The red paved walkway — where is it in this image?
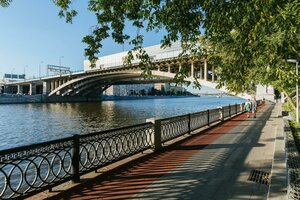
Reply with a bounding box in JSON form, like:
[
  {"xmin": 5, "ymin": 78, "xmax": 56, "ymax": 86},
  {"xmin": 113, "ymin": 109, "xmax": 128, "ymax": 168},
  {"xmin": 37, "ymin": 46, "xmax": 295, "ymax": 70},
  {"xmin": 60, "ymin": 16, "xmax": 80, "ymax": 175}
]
[{"xmin": 49, "ymin": 105, "xmax": 265, "ymax": 200}]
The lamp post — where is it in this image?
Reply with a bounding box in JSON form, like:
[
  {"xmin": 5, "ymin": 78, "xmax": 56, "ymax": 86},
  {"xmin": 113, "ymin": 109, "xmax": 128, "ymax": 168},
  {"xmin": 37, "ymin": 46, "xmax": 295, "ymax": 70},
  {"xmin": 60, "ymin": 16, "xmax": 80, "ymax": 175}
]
[
  {"xmin": 59, "ymin": 56, "xmax": 64, "ymax": 75},
  {"xmin": 39, "ymin": 61, "xmax": 44, "ymax": 78},
  {"xmin": 11, "ymin": 68, "xmax": 15, "ymax": 81},
  {"xmin": 24, "ymin": 65, "xmax": 28, "ymax": 81},
  {"xmin": 59, "ymin": 56, "xmax": 64, "ymax": 67},
  {"xmin": 287, "ymin": 59, "xmax": 299, "ymax": 123}
]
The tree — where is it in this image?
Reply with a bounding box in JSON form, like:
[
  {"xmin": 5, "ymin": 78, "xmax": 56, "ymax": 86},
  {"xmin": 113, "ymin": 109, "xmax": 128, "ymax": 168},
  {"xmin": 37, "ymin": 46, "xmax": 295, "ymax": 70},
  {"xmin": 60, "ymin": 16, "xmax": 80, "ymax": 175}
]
[{"xmin": 1, "ymin": 0, "xmax": 299, "ymax": 95}]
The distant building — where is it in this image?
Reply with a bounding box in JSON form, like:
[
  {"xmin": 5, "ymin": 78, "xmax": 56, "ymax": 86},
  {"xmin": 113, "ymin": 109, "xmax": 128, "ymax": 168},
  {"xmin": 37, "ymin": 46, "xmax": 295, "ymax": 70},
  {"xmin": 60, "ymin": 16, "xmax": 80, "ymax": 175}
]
[
  {"xmin": 104, "ymin": 84, "xmax": 155, "ymax": 96},
  {"xmin": 104, "ymin": 83, "xmax": 188, "ymax": 96},
  {"xmin": 83, "ymin": 42, "xmax": 182, "ymax": 71}
]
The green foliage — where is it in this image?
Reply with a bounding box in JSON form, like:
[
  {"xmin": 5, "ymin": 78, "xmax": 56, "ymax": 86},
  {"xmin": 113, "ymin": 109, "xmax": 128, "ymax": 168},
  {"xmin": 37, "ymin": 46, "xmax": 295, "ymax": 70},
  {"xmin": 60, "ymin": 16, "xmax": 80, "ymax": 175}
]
[
  {"xmin": 0, "ymin": 0, "xmax": 11, "ymax": 7},
  {"xmin": 290, "ymin": 120, "xmax": 300, "ymax": 152},
  {"xmin": 283, "ymin": 102, "xmax": 294, "ymax": 112},
  {"xmin": 2, "ymin": 0, "xmax": 300, "ymax": 94},
  {"xmin": 52, "ymin": 0, "xmax": 77, "ymax": 23}
]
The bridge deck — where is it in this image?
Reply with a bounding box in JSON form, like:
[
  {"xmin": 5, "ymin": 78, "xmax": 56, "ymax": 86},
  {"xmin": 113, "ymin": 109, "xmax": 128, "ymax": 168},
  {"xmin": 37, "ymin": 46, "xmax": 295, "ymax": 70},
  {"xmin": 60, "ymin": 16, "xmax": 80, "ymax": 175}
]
[{"xmin": 31, "ymin": 102, "xmax": 286, "ymax": 200}]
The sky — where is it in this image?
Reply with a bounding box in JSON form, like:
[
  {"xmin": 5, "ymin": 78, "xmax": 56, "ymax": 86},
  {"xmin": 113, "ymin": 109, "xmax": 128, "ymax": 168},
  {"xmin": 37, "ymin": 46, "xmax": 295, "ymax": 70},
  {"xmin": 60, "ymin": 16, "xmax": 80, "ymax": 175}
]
[
  {"xmin": 0, "ymin": 0, "xmax": 166, "ymax": 78},
  {"xmin": 0, "ymin": 0, "xmax": 223, "ymax": 94}
]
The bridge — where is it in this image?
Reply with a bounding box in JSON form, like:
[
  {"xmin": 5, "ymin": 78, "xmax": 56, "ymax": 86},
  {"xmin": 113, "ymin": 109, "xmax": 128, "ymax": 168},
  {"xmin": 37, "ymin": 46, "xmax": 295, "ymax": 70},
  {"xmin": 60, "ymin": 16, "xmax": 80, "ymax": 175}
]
[{"xmin": 1, "ymin": 43, "xmax": 274, "ymax": 101}]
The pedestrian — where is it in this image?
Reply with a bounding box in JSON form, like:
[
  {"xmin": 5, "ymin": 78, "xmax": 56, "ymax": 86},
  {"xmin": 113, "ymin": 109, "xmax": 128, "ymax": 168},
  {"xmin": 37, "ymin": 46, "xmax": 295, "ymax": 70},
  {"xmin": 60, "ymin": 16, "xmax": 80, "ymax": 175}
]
[
  {"xmin": 245, "ymin": 99, "xmax": 252, "ymax": 118},
  {"xmin": 251, "ymin": 97, "xmax": 257, "ymax": 118}
]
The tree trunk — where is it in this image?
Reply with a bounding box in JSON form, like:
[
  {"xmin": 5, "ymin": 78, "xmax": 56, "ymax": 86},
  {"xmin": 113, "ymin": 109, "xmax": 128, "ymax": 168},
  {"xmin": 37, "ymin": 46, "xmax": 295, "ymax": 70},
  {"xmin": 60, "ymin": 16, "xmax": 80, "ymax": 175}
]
[{"xmin": 283, "ymin": 90, "xmax": 296, "ymax": 110}]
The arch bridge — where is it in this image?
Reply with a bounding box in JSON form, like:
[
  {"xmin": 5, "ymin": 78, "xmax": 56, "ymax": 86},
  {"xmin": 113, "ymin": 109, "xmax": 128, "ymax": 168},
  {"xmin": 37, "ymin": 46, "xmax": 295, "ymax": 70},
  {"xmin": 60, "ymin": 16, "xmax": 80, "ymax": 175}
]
[{"xmin": 4, "ymin": 57, "xmax": 221, "ymax": 98}]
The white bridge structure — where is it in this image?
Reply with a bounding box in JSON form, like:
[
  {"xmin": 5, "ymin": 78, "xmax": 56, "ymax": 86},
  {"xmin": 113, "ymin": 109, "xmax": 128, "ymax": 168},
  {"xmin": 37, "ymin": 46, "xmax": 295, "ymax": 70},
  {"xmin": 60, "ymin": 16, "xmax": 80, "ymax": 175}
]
[{"xmin": 2, "ymin": 43, "xmax": 273, "ymax": 100}]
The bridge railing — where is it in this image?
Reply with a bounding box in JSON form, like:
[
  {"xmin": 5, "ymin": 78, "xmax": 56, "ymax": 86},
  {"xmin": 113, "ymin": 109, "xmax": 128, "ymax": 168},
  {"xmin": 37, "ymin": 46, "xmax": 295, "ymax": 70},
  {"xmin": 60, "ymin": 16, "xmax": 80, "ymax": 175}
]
[{"xmin": 0, "ymin": 101, "xmax": 263, "ymax": 199}]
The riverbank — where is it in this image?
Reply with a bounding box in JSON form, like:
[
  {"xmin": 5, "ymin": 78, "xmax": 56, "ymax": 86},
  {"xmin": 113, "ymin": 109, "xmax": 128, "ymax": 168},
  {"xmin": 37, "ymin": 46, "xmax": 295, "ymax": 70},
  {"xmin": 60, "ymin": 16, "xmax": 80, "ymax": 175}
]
[
  {"xmin": 101, "ymin": 95, "xmax": 198, "ymax": 101},
  {"xmin": 0, "ymin": 94, "xmax": 199, "ymax": 104}
]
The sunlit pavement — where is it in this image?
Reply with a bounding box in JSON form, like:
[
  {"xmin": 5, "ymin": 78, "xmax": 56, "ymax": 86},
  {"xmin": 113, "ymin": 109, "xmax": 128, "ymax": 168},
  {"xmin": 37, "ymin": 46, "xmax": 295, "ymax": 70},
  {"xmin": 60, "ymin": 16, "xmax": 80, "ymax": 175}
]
[{"xmin": 46, "ymin": 102, "xmax": 286, "ymax": 200}]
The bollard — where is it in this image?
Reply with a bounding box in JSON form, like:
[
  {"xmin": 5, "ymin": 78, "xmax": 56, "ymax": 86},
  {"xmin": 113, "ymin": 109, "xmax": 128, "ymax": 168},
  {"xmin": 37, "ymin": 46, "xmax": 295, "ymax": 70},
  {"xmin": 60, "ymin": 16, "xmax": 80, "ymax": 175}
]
[{"xmin": 219, "ymin": 107, "xmax": 224, "ymax": 121}]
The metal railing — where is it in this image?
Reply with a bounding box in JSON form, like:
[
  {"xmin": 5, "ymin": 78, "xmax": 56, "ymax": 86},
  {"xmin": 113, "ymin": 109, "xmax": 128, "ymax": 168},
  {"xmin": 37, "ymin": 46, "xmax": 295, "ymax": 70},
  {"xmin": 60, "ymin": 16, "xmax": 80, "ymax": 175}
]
[
  {"xmin": 0, "ymin": 101, "xmax": 262, "ymax": 199},
  {"xmin": 0, "ymin": 123, "xmax": 154, "ymax": 199},
  {"xmin": 285, "ymin": 118, "xmax": 300, "ymax": 199},
  {"xmin": 190, "ymin": 111, "xmax": 208, "ymax": 132},
  {"xmin": 160, "ymin": 114, "xmax": 190, "ymax": 143}
]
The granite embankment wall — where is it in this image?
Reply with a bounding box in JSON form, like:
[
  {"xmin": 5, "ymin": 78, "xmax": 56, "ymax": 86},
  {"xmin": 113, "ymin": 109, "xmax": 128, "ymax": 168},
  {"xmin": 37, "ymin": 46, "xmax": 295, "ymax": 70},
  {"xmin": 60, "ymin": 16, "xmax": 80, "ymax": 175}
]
[{"xmin": 0, "ymin": 95, "xmax": 197, "ymax": 104}]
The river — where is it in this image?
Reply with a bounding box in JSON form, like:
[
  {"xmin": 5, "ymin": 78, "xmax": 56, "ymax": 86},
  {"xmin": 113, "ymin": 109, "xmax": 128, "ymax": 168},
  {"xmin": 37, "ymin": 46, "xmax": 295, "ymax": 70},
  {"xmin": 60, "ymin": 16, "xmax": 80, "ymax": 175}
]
[{"xmin": 0, "ymin": 96, "xmax": 245, "ymax": 150}]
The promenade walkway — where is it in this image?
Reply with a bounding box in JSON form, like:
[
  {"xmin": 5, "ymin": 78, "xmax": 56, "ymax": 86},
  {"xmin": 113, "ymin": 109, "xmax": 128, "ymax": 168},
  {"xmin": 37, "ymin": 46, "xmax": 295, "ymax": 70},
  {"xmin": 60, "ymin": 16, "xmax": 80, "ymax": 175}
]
[{"xmin": 44, "ymin": 102, "xmax": 286, "ymax": 200}]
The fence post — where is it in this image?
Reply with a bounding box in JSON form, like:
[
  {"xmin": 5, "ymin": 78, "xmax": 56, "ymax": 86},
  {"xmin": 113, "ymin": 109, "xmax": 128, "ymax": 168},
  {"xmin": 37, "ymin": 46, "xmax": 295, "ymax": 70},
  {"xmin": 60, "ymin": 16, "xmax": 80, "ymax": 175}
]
[
  {"xmin": 219, "ymin": 107, "xmax": 224, "ymax": 121},
  {"xmin": 188, "ymin": 113, "xmax": 191, "ymax": 134},
  {"xmin": 72, "ymin": 134, "xmax": 80, "ymax": 183},
  {"xmin": 207, "ymin": 109, "xmax": 210, "ymax": 126},
  {"xmin": 147, "ymin": 118, "xmax": 162, "ymax": 152},
  {"xmin": 229, "ymin": 104, "xmax": 231, "ymax": 117},
  {"xmin": 154, "ymin": 120, "xmax": 162, "ymax": 151}
]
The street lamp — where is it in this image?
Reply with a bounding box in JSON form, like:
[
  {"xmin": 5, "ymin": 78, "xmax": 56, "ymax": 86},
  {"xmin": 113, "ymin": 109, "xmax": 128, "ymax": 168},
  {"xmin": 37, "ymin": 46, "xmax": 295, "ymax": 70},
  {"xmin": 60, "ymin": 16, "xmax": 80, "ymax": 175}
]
[
  {"xmin": 11, "ymin": 68, "xmax": 15, "ymax": 81},
  {"xmin": 287, "ymin": 59, "xmax": 299, "ymax": 123},
  {"xmin": 59, "ymin": 56, "xmax": 64, "ymax": 67},
  {"xmin": 24, "ymin": 65, "xmax": 28, "ymax": 81},
  {"xmin": 39, "ymin": 61, "xmax": 44, "ymax": 78}
]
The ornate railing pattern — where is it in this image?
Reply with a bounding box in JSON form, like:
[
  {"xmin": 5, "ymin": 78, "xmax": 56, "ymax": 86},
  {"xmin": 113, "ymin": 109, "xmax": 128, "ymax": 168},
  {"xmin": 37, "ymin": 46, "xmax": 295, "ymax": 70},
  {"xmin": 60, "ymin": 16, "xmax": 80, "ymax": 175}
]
[
  {"xmin": 223, "ymin": 106, "xmax": 230, "ymax": 118},
  {"xmin": 209, "ymin": 108, "xmax": 221, "ymax": 124},
  {"xmin": 0, "ymin": 137, "xmax": 74, "ymax": 199},
  {"xmin": 78, "ymin": 123, "xmax": 154, "ymax": 174},
  {"xmin": 238, "ymin": 103, "xmax": 245, "ymax": 113},
  {"xmin": 0, "ymin": 101, "xmax": 257, "ymax": 199},
  {"xmin": 0, "ymin": 123, "xmax": 154, "ymax": 199},
  {"xmin": 161, "ymin": 115, "xmax": 189, "ymax": 143},
  {"xmin": 230, "ymin": 104, "xmax": 237, "ymax": 116},
  {"xmin": 190, "ymin": 111, "xmax": 208, "ymax": 131}
]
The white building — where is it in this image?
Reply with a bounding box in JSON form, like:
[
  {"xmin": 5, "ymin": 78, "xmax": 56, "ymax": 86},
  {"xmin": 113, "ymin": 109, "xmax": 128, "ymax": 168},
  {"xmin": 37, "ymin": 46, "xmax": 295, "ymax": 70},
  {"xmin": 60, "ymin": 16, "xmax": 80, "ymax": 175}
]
[{"xmin": 84, "ymin": 42, "xmax": 182, "ymax": 71}]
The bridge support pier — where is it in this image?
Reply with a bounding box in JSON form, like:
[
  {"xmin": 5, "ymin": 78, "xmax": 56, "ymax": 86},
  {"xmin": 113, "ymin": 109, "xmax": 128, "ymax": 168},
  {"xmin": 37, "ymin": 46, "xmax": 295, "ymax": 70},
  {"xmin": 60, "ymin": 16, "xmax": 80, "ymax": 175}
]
[
  {"xmin": 50, "ymin": 81, "xmax": 54, "ymax": 92},
  {"xmin": 190, "ymin": 62, "xmax": 194, "ymax": 78},
  {"xmin": 212, "ymin": 66, "xmax": 215, "ymax": 82},
  {"xmin": 17, "ymin": 85, "xmax": 23, "ymax": 94},
  {"xmin": 54, "ymin": 81, "xmax": 59, "ymax": 90},
  {"xmin": 204, "ymin": 59, "xmax": 207, "ymax": 81},
  {"xmin": 29, "ymin": 83, "xmax": 36, "ymax": 95},
  {"xmin": 200, "ymin": 65, "xmax": 203, "ymax": 79},
  {"xmin": 43, "ymin": 81, "xmax": 50, "ymax": 95}
]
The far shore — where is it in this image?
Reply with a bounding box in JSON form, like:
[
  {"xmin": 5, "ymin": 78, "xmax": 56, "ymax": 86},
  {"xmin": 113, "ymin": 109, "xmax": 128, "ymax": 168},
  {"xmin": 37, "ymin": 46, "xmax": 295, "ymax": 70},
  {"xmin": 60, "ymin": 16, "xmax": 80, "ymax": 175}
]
[
  {"xmin": 100, "ymin": 95, "xmax": 199, "ymax": 101},
  {"xmin": 0, "ymin": 93, "xmax": 231, "ymax": 104}
]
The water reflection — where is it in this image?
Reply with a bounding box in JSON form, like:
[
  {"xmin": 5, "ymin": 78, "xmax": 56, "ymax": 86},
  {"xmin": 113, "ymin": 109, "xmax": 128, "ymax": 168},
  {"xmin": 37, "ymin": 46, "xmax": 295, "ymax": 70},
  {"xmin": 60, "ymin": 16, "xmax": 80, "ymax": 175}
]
[{"xmin": 0, "ymin": 96, "xmax": 244, "ymax": 150}]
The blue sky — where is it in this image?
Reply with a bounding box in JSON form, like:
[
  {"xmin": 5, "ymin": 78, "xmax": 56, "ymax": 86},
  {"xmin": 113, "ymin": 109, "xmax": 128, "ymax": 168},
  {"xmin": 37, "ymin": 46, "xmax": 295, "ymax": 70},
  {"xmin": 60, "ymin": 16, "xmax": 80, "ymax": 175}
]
[
  {"xmin": 0, "ymin": 1, "xmax": 223, "ymax": 94},
  {"xmin": 0, "ymin": 0, "xmax": 166, "ymax": 78}
]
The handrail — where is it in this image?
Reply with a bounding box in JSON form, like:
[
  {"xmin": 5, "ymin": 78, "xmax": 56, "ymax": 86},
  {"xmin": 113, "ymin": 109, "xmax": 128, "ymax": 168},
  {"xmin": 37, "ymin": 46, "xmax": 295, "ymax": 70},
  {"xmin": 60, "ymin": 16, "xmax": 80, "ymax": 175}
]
[{"xmin": 0, "ymin": 101, "xmax": 262, "ymax": 199}]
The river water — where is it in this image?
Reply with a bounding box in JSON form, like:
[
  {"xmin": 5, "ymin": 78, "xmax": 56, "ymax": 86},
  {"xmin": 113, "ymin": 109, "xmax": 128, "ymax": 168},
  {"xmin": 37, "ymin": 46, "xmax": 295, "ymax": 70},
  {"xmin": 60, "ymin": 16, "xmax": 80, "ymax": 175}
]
[{"xmin": 0, "ymin": 96, "xmax": 244, "ymax": 150}]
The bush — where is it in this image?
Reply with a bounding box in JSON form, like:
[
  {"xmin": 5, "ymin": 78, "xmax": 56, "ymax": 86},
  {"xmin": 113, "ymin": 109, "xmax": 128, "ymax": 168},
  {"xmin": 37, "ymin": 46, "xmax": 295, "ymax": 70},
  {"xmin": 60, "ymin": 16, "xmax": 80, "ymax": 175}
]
[
  {"xmin": 290, "ymin": 121, "xmax": 300, "ymax": 152},
  {"xmin": 283, "ymin": 102, "xmax": 294, "ymax": 112}
]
